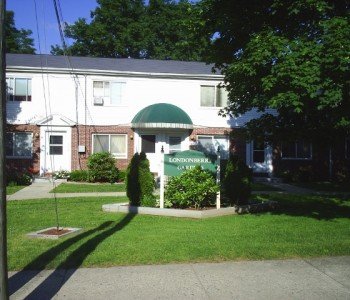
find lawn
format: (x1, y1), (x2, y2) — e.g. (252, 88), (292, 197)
(51, 183), (126, 193)
(6, 185), (26, 195)
(251, 182), (282, 191)
(7, 194), (350, 271)
(290, 181), (350, 192)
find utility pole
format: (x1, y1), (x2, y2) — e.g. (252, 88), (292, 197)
(0, 0), (9, 298)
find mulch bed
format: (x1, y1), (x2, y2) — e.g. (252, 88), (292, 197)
(39, 228), (72, 236)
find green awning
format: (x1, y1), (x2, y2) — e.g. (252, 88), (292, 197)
(131, 103), (193, 129)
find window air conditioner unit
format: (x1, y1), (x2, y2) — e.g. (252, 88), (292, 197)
(94, 97), (104, 105)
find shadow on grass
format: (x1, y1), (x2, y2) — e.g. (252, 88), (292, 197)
(255, 194), (350, 221)
(9, 213), (135, 298)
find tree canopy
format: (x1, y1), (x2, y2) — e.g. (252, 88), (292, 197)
(202, 0), (350, 145)
(51, 0), (209, 61)
(5, 10), (35, 54)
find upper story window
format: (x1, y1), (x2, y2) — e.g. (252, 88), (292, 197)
(92, 134), (127, 159)
(93, 81), (126, 106)
(6, 78), (32, 101)
(200, 85), (228, 108)
(6, 132), (33, 158)
(281, 141), (312, 160)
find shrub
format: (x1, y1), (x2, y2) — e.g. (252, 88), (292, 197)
(6, 168), (32, 186)
(69, 170), (90, 182)
(165, 166), (219, 209)
(126, 152), (155, 206)
(118, 169), (127, 182)
(87, 152), (119, 183)
(141, 194), (157, 207)
(222, 154), (252, 205)
(53, 170), (70, 179)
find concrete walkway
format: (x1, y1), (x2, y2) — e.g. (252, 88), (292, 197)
(7, 180), (126, 201)
(9, 256), (350, 299)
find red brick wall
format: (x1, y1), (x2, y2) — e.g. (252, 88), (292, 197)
(71, 125), (134, 171)
(6, 124), (40, 173)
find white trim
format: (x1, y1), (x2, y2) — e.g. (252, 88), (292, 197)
(132, 122), (193, 129)
(36, 114), (76, 127)
(92, 133), (128, 159)
(7, 66), (224, 81)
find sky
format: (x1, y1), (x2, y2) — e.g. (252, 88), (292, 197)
(7, 0), (98, 54)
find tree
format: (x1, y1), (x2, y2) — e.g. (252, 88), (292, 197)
(202, 0), (350, 177)
(51, 0), (209, 61)
(5, 11), (35, 54)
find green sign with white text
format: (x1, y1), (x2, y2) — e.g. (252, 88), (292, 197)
(164, 150), (217, 176)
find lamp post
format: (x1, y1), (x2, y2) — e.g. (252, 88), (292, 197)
(216, 146), (221, 209)
(159, 146), (164, 209)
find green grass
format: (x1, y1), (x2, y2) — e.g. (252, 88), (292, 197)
(251, 182), (282, 191)
(290, 181), (350, 192)
(7, 194), (350, 271)
(51, 183), (126, 193)
(6, 185), (26, 195)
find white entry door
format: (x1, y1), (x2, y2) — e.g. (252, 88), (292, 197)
(41, 129), (71, 174)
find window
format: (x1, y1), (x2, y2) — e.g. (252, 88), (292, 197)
(346, 138), (350, 159)
(93, 81), (126, 106)
(200, 85), (228, 107)
(6, 78), (32, 101)
(93, 134), (127, 158)
(6, 132), (32, 158)
(282, 141), (312, 159)
(253, 140), (265, 163)
(197, 135), (229, 159)
(169, 136), (181, 153)
(49, 135), (63, 155)
(141, 135), (156, 153)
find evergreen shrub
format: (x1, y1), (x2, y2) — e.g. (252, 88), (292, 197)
(87, 152), (119, 183)
(222, 154), (252, 205)
(165, 166), (219, 209)
(126, 152), (155, 206)
(68, 170), (90, 182)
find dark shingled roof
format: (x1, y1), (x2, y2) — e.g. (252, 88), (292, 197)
(6, 53), (219, 76)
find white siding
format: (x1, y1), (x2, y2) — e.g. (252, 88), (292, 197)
(6, 71), (269, 128)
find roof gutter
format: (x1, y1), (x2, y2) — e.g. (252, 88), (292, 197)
(6, 66), (224, 81)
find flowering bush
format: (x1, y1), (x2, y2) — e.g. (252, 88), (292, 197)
(165, 166), (219, 209)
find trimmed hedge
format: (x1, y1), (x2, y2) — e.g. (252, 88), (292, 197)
(87, 152), (119, 183)
(126, 152), (155, 206)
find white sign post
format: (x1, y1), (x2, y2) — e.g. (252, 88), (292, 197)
(160, 146), (165, 209)
(216, 147), (221, 209)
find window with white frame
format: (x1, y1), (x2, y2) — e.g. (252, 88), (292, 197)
(346, 138), (350, 159)
(281, 141), (312, 159)
(200, 85), (228, 107)
(6, 132), (33, 158)
(6, 77), (32, 101)
(197, 135), (229, 159)
(93, 81), (126, 106)
(92, 134), (127, 158)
